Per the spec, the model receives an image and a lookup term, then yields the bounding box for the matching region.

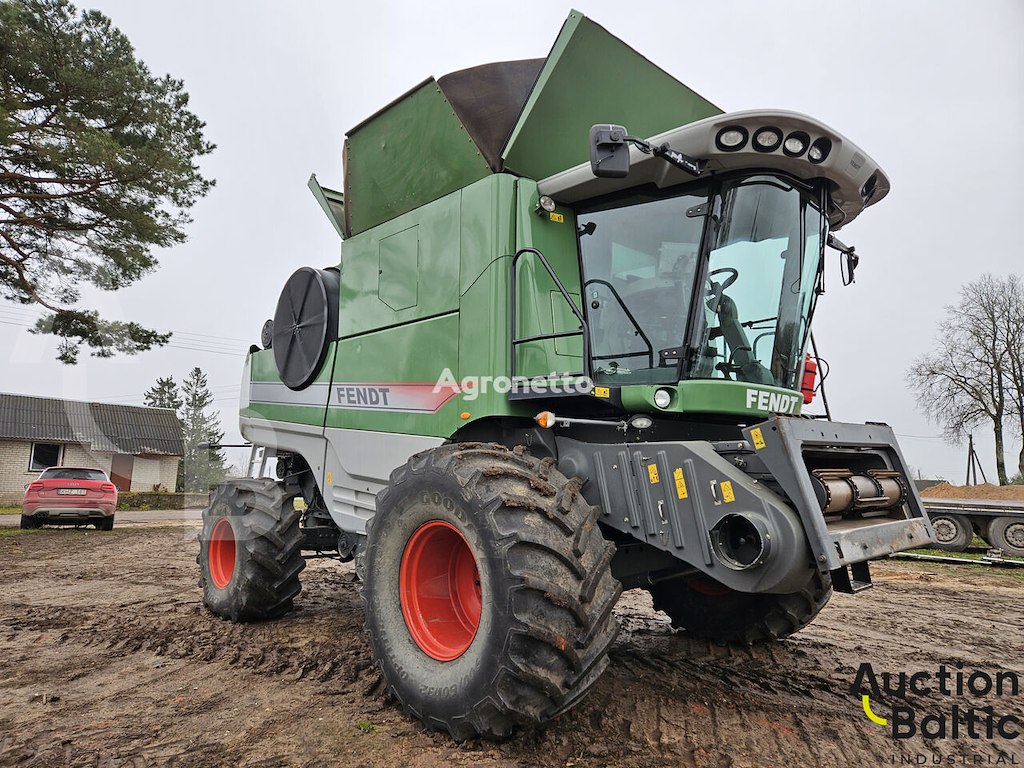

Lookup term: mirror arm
[827,234,860,286]
[590,124,706,179]
[624,134,706,177]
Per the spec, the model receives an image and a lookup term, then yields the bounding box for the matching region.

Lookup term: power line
[0,302,255,347]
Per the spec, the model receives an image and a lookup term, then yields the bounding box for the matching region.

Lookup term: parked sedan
[21,467,118,530]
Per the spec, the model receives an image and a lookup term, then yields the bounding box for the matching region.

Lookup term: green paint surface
[502,12,721,180]
[512,180,585,379]
[325,314,462,436]
[339,192,461,339]
[619,380,804,417]
[344,81,491,236]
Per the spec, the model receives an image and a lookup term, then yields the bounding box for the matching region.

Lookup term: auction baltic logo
[852,662,1021,765]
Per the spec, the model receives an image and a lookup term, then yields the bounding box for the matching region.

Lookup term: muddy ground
[0,525,1021,768]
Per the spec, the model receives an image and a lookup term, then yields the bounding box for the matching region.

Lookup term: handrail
[510,248,591,382]
[582,279,654,368]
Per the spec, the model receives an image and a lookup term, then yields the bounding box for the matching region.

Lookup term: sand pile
[921,481,1024,501]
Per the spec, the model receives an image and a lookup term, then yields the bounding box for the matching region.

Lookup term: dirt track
[1,526,1021,768]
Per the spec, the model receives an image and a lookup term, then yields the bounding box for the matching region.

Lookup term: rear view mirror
[589,124,630,178]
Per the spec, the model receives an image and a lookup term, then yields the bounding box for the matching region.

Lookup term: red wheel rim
[400,520,482,661]
[209,518,236,589]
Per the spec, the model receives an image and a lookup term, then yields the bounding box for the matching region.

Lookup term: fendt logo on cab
[745,388,801,414]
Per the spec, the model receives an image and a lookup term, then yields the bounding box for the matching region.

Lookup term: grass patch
[911,547,1024,563]
[0,528,36,538]
[356,720,377,733]
[0,506,22,516]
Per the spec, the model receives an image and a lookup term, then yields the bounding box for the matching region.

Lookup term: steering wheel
[708,267,739,290]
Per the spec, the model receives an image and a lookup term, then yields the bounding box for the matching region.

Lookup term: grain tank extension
[198,11,935,740]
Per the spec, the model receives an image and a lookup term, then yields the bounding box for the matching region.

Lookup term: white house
[0,392,184,504]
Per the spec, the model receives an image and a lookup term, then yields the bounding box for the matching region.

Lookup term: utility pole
[965,434,988,486]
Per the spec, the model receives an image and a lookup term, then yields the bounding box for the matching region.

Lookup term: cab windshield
[577,174,826,389]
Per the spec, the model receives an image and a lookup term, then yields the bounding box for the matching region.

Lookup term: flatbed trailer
[921,497,1024,556]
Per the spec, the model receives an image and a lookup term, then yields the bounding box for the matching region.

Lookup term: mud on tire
[198,478,305,622]
[648,570,832,646]
[362,442,621,740]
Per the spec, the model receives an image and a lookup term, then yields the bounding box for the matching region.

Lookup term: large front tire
[647,570,832,646]
[362,443,620,740]
[198,478,305,622]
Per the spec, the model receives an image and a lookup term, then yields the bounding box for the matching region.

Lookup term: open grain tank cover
[341,10,721,237]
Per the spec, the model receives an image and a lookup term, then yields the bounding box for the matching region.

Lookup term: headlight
[783,131,810,157]
[753,127,782,152]
[808,136,832,163]
[537,195,557,213]
[715,126,748,152]
[861,173,879,200]
[653,389,672,409]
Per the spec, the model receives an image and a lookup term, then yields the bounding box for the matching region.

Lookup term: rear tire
[198,478,305,622]
[96,516,114,531]
[647,570,832,646]
[988,517,1024,558]
[929,512,972,552]
[19,515,39,530]
[362,443,620,740]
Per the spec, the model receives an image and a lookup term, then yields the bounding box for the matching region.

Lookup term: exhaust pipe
[710,513,773,570]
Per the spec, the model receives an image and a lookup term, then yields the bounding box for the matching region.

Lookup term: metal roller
[810,469,906,516]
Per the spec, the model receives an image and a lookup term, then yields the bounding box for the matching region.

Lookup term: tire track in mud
[0,530,1022,768]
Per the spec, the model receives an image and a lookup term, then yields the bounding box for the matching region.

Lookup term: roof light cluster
[716,124,832,165]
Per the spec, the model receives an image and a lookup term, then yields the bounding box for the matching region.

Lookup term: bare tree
[997,275,1024,478]
[907,274,1022,485]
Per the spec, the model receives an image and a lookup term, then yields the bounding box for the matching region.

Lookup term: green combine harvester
[198,11,935,739]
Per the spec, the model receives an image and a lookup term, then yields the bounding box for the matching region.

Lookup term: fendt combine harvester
[199,12,936,739]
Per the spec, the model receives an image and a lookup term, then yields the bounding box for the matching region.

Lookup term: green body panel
[243,346,332,427]
[324,314,463,436]
[344,80,491,236]
[338,192,461,339]
[619,380,805,418]
[378,227,419,311]
[501,11,722,180]
[455,175,531,422]
[512,181,585,378]
[458,174,517,296]
[248,347,280,382]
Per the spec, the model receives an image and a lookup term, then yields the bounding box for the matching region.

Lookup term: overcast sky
[2,0,1022,481]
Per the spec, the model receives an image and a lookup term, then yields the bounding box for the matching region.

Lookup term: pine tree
[143,376,182,411]
[178,367,226,493]
[1,0,214,362]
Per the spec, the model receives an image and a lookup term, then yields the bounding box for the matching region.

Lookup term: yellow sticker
[548,211,564,223]
[594,386,610,398]
[751,427,766,450]
[647,464,659,484]
[673,468,688,499]
[326,471,332,486]
[720,480,735,503]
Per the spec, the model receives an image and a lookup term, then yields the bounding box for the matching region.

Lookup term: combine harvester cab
[202,10,935,740]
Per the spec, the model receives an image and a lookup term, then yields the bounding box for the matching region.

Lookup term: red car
[21,466,118,530]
